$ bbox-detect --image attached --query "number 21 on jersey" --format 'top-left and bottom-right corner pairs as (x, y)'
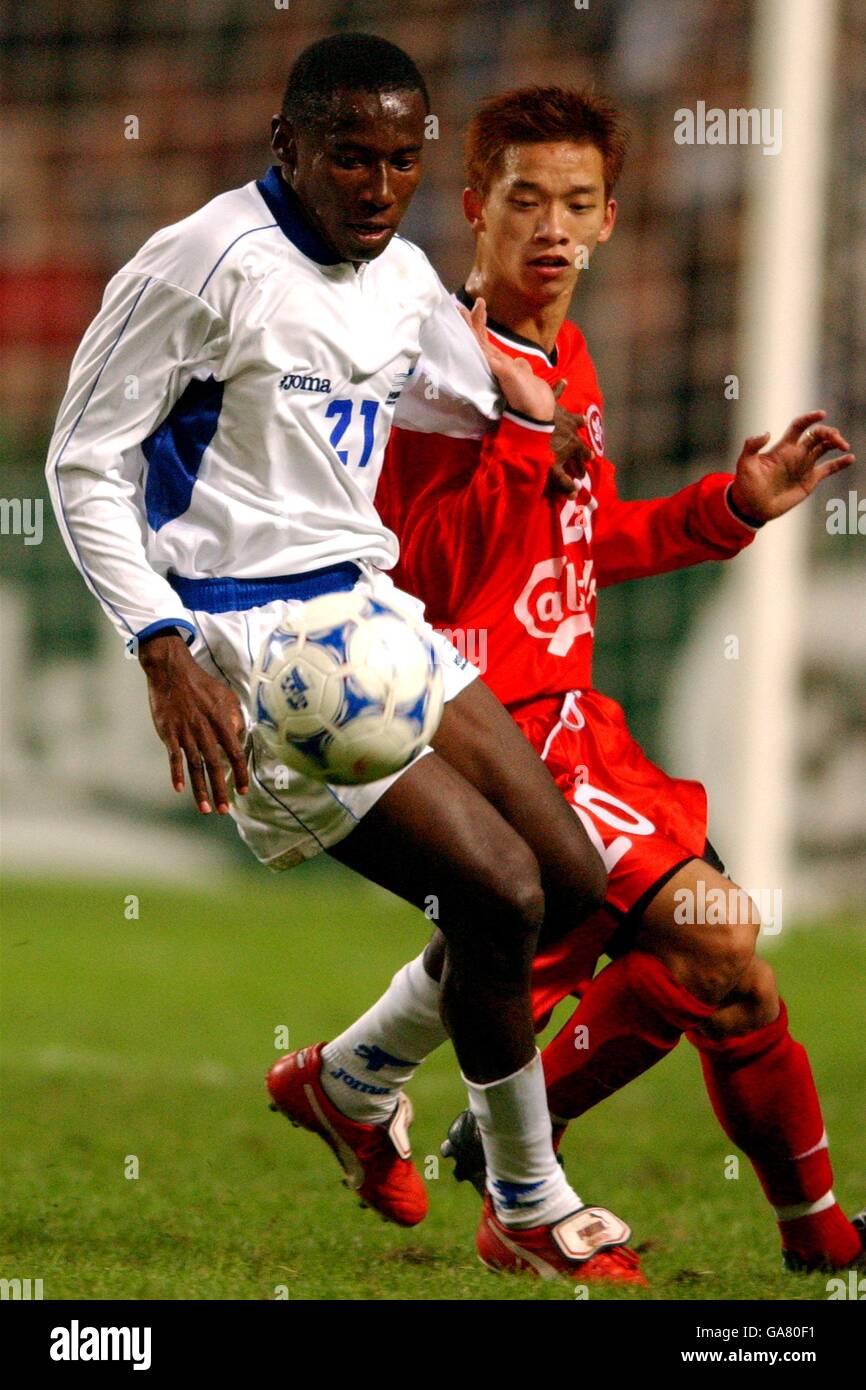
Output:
(326, 398), (380, 468)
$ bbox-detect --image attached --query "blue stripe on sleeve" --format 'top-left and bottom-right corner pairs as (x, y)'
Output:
(142, 375), (224, 530)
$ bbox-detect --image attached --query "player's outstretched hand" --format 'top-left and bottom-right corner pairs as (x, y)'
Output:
(458, 297), (557, 424)
(138, 633), (249, 815)
(547, 380), (591, 497)
(729, 410), (855, 523)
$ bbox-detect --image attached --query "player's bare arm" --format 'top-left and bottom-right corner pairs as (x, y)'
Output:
(548, 403), (854, 509)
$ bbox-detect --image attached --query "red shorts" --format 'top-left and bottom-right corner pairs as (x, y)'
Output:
(514, 688), (710, 1024)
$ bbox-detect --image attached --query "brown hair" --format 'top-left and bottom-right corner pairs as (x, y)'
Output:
(465, 86), (629, 197)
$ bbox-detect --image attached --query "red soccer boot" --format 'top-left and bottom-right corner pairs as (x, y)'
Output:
(477, 1195), (647, 1285)
(267, 1043), (428, 1227)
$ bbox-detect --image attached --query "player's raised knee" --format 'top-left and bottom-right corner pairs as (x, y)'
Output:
(475, 834), (546, 942)
(499, 844), (546, 937)
(703, 886), (761, 1000)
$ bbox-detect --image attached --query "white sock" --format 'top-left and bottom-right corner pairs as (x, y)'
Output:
(464, 1050), (582, 1230)
(320, 953), (447, 1123)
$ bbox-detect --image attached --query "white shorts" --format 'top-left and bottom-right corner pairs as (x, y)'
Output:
(188, 564), (479, 870)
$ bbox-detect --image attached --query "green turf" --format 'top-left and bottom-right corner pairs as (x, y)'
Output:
(1, 866), (863, 1301)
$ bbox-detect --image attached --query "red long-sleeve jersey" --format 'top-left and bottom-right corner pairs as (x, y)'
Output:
(377, 313), (760, 707)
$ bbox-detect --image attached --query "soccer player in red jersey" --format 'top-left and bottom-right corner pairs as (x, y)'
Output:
(320, 86), (863, 1278)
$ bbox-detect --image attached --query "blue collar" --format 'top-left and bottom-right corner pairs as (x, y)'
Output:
(256, 165), (343, 266)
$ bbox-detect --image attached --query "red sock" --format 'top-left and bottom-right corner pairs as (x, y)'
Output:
(542, 950), (716, 1121)
(689, 1002), (860, 1267)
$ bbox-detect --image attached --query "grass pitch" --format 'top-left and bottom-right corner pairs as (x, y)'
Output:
(1, 866), (863, 1301)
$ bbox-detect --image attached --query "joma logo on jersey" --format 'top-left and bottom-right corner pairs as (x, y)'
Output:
(278, 372), (332, 393)
(514, 558), (596, 656)
(280, 666), (310, 710)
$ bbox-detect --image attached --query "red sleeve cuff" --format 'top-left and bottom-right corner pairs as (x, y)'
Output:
(501, 408), (555, 433)
(724, 482), (766, 530)
(496, 412), (556, 457)
(700, 474), (763, 546)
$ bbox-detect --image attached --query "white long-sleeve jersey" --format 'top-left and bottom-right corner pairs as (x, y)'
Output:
(45, 165), (500, 648)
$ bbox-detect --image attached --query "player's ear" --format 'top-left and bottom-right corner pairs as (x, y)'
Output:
(271, 115), (297, 174)
(597, 198), (617, 245)
(463, 186), (484, 233)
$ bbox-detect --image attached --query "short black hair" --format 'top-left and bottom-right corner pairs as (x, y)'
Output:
(282, 32), (430, 128)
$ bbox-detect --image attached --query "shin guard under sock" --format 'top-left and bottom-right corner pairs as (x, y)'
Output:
(543, 950), (716, 1121)
(689, 1002), (861, 1267)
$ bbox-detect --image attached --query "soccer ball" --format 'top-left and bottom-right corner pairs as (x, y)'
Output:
(252, 590), (444, 785)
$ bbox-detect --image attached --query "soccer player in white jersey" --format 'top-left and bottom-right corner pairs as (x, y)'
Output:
(45, 34), (642, 1284)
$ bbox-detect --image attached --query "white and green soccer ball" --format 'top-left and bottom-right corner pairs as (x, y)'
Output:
(253, 590), (444, 785)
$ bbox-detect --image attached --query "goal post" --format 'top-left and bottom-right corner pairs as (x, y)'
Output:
(723, 0), (839, 897)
